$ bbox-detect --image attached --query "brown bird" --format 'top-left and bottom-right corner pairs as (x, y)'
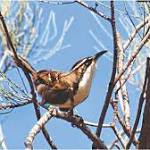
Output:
(33, 51), (107, 111)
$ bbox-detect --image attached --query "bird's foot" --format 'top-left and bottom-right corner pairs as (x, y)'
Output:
(71, 114), (84, 128)
(68, 108), (74, 116)
(75, 115), (84, 124)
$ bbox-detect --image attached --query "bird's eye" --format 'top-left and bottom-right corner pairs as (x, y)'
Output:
(35, 78), (46, 85)
(85, 61), (90, 66)
(38, 78), (46, 84)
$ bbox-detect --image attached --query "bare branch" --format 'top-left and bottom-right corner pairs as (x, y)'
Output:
(40, 0), (111, 21)
(0, 11), (57, 149)
(25, 72), (57, 149)
(127, 57), (150, 149)
(0, 99), (32, 110)
(75, 0), (111, 22)
(0, 12), (19, 61)
(84, 120), (112, 128)
(25, 108), (107, 149)
(0, 12), (37, 76)
(123, 15), (150, 51)
(111, 100), (138, 146)
(109, 129), (140, 149)
(25, 108), (54, 149)
(95, 1), (118, 138)
(138, 58), (150, 149)
(114, 24), (150, 85)
(111, 124), (125, 148)
(116, 32), (130, 130)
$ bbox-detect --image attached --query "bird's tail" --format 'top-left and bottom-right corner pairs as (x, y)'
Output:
(94, 50), (107, 61)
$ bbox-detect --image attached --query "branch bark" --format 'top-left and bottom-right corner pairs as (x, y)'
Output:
(0, 11), (57, 149)
(137, 57), (150, 149)
(111, 100), (138, 146)
(126, 57), (150, 149)
(25, 108), (107, 150)
(116, 32), (130, 130)
(123, 15), (150, 51)
(95, 1), (118, 138)
(114, 24), (150, 85)
(75, 0), (111, 22)
(0, 99), (32, 110)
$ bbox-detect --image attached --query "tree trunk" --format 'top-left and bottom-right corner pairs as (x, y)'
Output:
(138, 58), (150, 149)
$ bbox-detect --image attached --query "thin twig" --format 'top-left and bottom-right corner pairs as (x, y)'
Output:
(109, 129), (141, 149)
(123, 15), (150, 51)
(0, 100), (32, 110)
(95, 1), (118, 138)
(111, 100), (138, 146)
(75, 0), (111, 22)
(123, 16), (150, 50)
(111, 124), (125, 148)
(126, 57), (150, 149)
(109, 130), (125, 149)
(116, 32), (130, 130)
(24, 72), (57, 149)
(40, 0), (76, 5)
(40, 0), (111, 22)
(124, 2), (142, 39)
(115, 69), (131, 94)
(84, 121), (112, 128)
(114, 24), (150, 85)
(0, 12), (19, 61)
(0, 11), (57, 149)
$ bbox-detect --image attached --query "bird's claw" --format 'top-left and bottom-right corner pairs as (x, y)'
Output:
(67, 108), (74, 116)
(71, 115), (84, 127)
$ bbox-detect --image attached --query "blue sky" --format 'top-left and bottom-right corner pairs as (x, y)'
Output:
(0, 1), (146, 149)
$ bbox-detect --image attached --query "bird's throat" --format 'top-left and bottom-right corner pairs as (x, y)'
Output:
(74, 61), (96, 103)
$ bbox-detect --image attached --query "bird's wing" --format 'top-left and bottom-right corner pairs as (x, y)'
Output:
(41, 81), (71, 105)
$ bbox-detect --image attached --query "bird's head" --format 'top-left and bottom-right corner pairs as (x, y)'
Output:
(33, 70), (50, 94)
(71, 50), (107, 71)
(33, 70), (61, 94)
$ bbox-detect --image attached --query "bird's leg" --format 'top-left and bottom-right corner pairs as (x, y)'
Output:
(68, 89), (74, 116)
(68, 97), (74, 116)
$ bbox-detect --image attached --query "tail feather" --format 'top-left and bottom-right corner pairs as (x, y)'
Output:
(18, 55), (37, 76)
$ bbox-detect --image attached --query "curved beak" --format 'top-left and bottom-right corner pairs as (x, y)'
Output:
(94, 50), (107, 61)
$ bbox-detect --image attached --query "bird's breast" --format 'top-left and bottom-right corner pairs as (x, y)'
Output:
(59, 61), (96, 109)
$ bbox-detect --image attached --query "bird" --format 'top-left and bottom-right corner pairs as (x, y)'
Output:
(32, 51), (107, 111)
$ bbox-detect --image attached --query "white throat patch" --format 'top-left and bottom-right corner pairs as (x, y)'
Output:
(74, 61), (96, 104)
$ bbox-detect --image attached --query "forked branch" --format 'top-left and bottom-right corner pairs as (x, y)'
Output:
(25, 108), (107, 149)
(0, 11), (57, 149)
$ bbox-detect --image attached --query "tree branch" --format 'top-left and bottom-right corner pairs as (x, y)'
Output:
(138, 59), (150, 149)
(40, 0), (111, 22)
(114, 24), (150, 85)
(75, 0), (111, 22)
(111, 123), (125, 148)
(127, 57), (150, 149)
(0, 100), (32, 110)
(111, 100), (138, 146)
(25, 108), (107, 150)
(24, 72), (57, 149)
(116, 32), (130, 130)
(0, 11), (57, 149)
(123, 15), (150, 51)
(25, 108), (54, 149)
(95, 0), (118, 138)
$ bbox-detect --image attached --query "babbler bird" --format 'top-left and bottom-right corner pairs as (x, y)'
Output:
(33, 51), (107, 111)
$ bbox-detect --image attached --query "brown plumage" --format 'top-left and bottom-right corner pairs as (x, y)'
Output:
(33, 51), (107, 110)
